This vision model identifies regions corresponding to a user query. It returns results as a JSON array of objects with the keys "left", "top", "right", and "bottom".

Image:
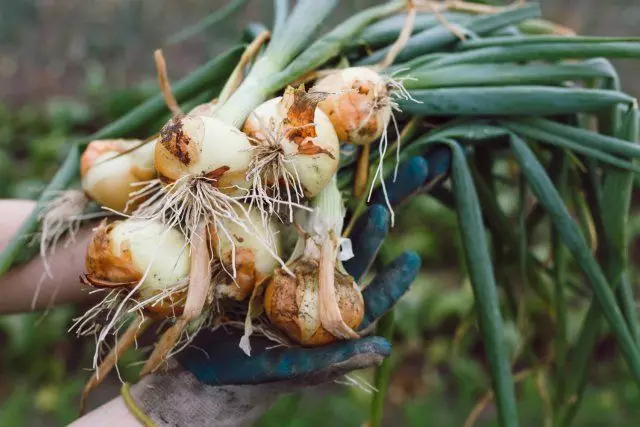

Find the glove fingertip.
[
  {"left": 371, "top": 156, "right": 428, "bottom": 206},
  {"left": 277, "top": 337, "right": 392, "bottom": 386},
  {"left": 360, "top": 251, "right": 422, "bottom": 330},
  {"left": 351, "top": 336, "right": 392, "bottom": 358},
  {"left": 344, "top": 204, "right": 390, "bottom": 281},
  {"left": 425, "top": 146, "right": 452, "bottom": 179},
  {"left": 366, "top": 204, "right": 391, "bottom": 233},
  {"left": 398, "top": 250, "right": 422, "bottom": 273}
]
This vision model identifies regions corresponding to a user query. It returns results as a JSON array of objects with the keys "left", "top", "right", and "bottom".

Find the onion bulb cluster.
[
  {"left": 83, "top": 208, "right": 284, "bottom": 309},
  {"left": 154, "top": 85, "right": 340, "bottom": 198},
  {"left": 72, "top": 55, "right": 403, "bottom": 400},
  {"left": 65, "top": 3, "right": 420, "bottom": 407},
  {"left": 75, "top": 77, "right": 381, "bottom": 356},
  {"left": 76, "top": 80, "right": 373, "bottom": 352}
]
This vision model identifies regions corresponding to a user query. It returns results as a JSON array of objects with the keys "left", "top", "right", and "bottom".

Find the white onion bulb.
[
  {"left": 243, "top": 93, "right": 340, "bottom": 198},
  {"left": 80, "top": 139, "right": 156, "bottom": 212},
  {"left": 154, "top": 115, "right": 253, "bottom": 193},
  {"left": 85, "top": 219, "right": 190, "bottom": 314}
]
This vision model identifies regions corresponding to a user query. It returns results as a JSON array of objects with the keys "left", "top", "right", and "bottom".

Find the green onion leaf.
[
  {"left": 509, "top": 133, "right": 640, "bottom": 395},
  {"left": 443, "top": 139, "right": 519, "bottom": 427},
  {"left": 399, "top": 86, "right": 634, "bottom": 117}
]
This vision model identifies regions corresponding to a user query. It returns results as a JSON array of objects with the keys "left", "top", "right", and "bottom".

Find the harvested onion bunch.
[
  {"left": 42, "top": 0, "right": 429, "bottom": 412},
  {"left": 85, "top": 3, "right": 349, "bottom": 382},
  {"left": 3, "top": 2, "right": 637, "bottom": 426}
]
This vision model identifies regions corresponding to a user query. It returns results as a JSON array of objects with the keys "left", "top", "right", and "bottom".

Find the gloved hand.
[{"left": 122, "top": 154, "right": 448, "bottom": 427}]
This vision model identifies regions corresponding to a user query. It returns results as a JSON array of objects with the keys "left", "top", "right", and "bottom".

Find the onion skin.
[
  {"left": 80, "top": 139, "right": 156, "bottom": 212},
  {"left": 85, "top": 221, "right": 142, "bottom": 285},
  {"left": 155, "top": 115, "right": 252, "bottom": 192},
  {"left": 243, "top": 89, "right": 340, "bottom": 198},
  {"left": 84, "top": 219, "right": 190, "bottom": 316},
  {"left": 313, "top": 67, "right": 391, "bottom": 146},
  {"left": 263, "top": 257, "right": 364, "bottom": 347},
  {"left": 187, "top": 101, "right": 218, "bottom": 117}
]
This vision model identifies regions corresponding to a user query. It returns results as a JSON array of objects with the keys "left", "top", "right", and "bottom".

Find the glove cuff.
[{"left": 126, "top": 367, "right": 279, "bottom": 427}]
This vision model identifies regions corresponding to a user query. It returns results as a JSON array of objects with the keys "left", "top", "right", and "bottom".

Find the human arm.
[{"left": 0, "top": 199, "right": 97, "bottom": 313}]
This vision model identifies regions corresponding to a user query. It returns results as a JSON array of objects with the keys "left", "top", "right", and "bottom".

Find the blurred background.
[{"left": 1, "top": 1, "right": 640, "bottom": 426}]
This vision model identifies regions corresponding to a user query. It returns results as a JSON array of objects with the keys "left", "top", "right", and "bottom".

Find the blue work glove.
[{"left": 124, "top": 155, "right": 450, "bottom": 427}]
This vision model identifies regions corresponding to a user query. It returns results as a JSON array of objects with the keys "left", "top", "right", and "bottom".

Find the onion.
[
  {"left": 264, "top": 256, "right": 363, "bottom": 346},
  {"left": 263, "top": 175, "right": 364, "bottom": 346},
  {"left": 210, "top": 206, "right": 281, "bottom": 301},
  {"left": 81, "top": 139, "right": 156, "bottom": 212},
  {"left": 154, "top": 115, "right": 253, "bottom": 191},
  {"left": 138, "top": 112, "right": 258, "bottom": 258},
  {"left": 243, "top": 87, "right": 340, "bottom": 204},
  {"left": 312, "top": 67, "right": 391, "bottom": 146},
  {"left": 84, "top": 219, "right": 190, "bottom": 315}
]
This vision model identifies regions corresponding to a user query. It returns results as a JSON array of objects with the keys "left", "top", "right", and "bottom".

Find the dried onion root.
[{"left": 37, "top": 189, "right": 90, "bottom": 277}]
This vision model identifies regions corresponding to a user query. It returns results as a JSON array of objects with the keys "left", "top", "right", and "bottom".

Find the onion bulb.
[
  {"left": 154, "top": 114, "right": 252, "bottom": 192},
  {"left": 80, "top": 139, "right": 156, "bottom": 212},
  {"left": 84, "top": 219, "right": 190, "bottom": 316},
  {"left": 263, "top": 175, "right": 364, "bottom": 346},
  {"left": 264, "top": 256, "right": 363, "bottom": 346},
  {"left": 243, "top": 86, "right": 340, "bottom": 201},
  {"left": 312, "top": 67, "right": 391, "bottom": 146},
  {"left": 210, "top": 206, "right": 281, "bottom": 301}
]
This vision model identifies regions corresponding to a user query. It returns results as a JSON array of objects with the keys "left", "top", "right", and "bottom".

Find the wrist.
[{"left": 70, "top": 396, "right": 142, "bottom": 427}]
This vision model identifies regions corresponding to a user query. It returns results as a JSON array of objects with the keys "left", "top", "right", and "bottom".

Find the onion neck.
[
  {"left": 313, "top": 174, "right": 359, "bottom": 340},
  {"left": 214, "top": 55, "right": 282, "bottom": 127},
  {"left": 311, "top": 174, "right": 345, "bottom": 238},
  {"left": 287, "top": 174, "right": 345, "bottom": 264}
]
